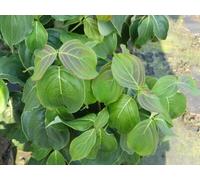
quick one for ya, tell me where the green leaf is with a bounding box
[32,45,57,81]
[39,15,52,25]
[30,144,51,161]
[96,15,112,21]
[46,124,70,150]
[112,53,145,90]
[69,128,96,161]
[145,76,157,89]
[58,40,98,80]
[155,117,174,141]
[64,16,83,28]
[21,107,50,148]
[151,15,169,40]
[137,91,167,115]
[60,114,96,131]
[84,80,96,106]
[45,108,74,124]
[152,75,178,97]
[87,131,101,159]
[60,32,88,44]
[52,15,78,21]
[47,28,63,49]
[92,33,117,59]
[46,150,65,165]
[135,16,153,46]
[83,17,103,41]
[0,55,25,86]
[22,78,40,111]
[36,66,85,113]
[26,20,48,52]
[109,94,140,133]
[100,129,117,152]
[92,69,123,105]
[178,75,200,96]
[0,15,33,47]
[0,79,9,113]
[161,92,186,119]
[120,134,134,155]
[111,15,126,35]
[127,119,159,156]
[94,108,109,129]
[129,17,140,42]
[97,21,114,36]
[18,41,34,69]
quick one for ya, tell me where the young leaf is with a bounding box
[135,16,153,46]
[151,15,169,40]
[127,119,159,156]
[69,128,96,161]
[83,17,103,42]
[152,75,178,97]
[109,94,140,133]
[100,129,118,152]
[26,20,48,52]
[46,150,66,165]
[92,69,123,105]
[0,79,9,113]
[32,45,57,81]
[0,15,33,47]
[58,40,98,80]
[94,108,109,130]
[111,53,145,90]
[36,66,85,113]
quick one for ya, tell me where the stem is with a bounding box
[69,21,83,33]
[18,51,32,75]
[10,45,14,54]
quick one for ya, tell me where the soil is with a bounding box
[0,136,16,164]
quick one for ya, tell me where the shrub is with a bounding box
[0,15,199,165]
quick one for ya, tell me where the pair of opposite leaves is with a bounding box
[34,40,146,114]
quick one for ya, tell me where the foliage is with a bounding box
[0,15,199,165]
